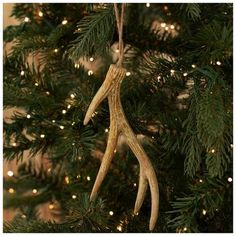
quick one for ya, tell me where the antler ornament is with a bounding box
[83,4,159,231]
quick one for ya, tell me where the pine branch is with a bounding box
[67,5,115,60]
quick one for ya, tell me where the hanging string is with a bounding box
[114,3,125,67]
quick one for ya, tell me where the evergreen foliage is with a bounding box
[3,3,232,233]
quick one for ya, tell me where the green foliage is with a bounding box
[67,6,115,60]
[3,2,232,233]
[180,3,201,21]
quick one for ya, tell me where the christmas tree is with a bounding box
[3,3,233,233]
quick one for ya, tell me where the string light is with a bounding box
[183,227,188,232]
[74,63,79,68]
[88,70,94,76]
[230,144,233,148]
[21,214,26,219]
[65,176,70,184]
[164,5,168,10]
[109,211,114,216]
[67,104,71,109]
[183,73,188,76]
[40,134,45,138]
[105,128,109,133]
[71,122,75,126]
[115,49,119,53]
[20,71,25,76]
[161,22,166,28]
[47,168,52,172]
[228,177,233,182]
[8,188,15,193]
[133,183,137,187]
[165,26,169,31]
[62,19,68,25]
[202,209,207,215]
[72,142,75,146]
[7,171,14,177]
[117,225,123,232]
[12,142,17,147]
[52,120,56,123]
[170,25,175,29]
[26,114,31,119]
[72,194,77,199]
[77,174,81,179]
[32,189,38,194]
[62,109,67,114]
[54,48,58,53]
[199,179,203,183]
[126,72,131,76]
[146,3,150,7]
[211,149,215,153]
[46,91,50,95]
[89,57,94,62]
[78,156,82,161]
[34,82,39,86]
[48,203,54,210]
[38,11,43,17]
[216,61,221,66]
[70,93,76,99]
[87,176,91,181]
[24,17,30,22]
[191,64,196,68]
[170,69,175,74]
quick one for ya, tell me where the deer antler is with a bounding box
[84,64,159,231]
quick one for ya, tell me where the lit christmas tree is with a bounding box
[3,3,232,233]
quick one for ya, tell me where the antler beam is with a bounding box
[84,64,159,231]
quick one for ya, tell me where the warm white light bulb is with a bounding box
[216,61,221,66]
[52,120,56,123]
[133,183,137,187]
[191,64,196,68]
[117,225,122,232]
[20,71,25,76]
[126,72,131,76]
[34,82,39,86]
[115,49,119,53]
[183,73,188,77]
[161,22,166,28]
[211,149,215,153]
[183,227,187,232]
[12,142,17,147]
[32,189,38,194]
[62,109,67,114]
[59,125,64,130]
[165,26,169,31]
[70,93,75,99]
[46,91,50,95]
[199,179,203,183]
[89,57,94,62]
[38,11,43,17]
[26,114,31,119]
[202,209,207,215]
[105,128,109,133]
[109,211,114,216]
[228,177,233,182]
[54,48,58,53]
[8,188,15,193]
[146,3,150,7]
[170,25,175,29]
[88,70,93,76]
[62,19,68,25]
[24,17,30,22]
[48,203,54,209]
[170,69,175,74]
[72,194,77,199]
[67,104,71,109]
[40,134,45,138]
[87,176,91,181]
[7,171,14,177]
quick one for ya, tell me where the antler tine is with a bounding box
[90,124,119,200]
[124,128,159,231]
[134,166,148,215]
[84,65,121,125]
